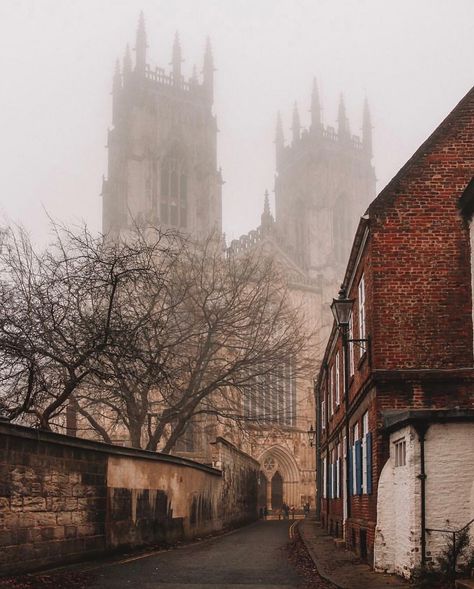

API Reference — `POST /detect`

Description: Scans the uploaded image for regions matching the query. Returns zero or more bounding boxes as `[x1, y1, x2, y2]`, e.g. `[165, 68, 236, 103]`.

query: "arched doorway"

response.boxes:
[258, 471, 267, 509]
[259, 446, 300, 511]
[271, 471, 283, 510]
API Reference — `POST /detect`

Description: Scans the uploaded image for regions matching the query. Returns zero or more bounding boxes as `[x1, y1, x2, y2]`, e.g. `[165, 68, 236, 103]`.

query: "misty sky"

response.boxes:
[0, 0, 473, 244]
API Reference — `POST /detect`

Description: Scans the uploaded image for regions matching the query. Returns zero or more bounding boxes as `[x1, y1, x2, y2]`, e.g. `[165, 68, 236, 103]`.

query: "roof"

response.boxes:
[368, 84, 474, 216]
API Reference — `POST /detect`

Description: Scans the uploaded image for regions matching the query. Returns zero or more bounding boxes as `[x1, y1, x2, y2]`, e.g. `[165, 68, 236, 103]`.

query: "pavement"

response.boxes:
[298, 519, 408, 589]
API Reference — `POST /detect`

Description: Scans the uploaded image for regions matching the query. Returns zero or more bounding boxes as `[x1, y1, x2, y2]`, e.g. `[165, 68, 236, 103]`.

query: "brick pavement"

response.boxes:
[299, 520, 407, 589]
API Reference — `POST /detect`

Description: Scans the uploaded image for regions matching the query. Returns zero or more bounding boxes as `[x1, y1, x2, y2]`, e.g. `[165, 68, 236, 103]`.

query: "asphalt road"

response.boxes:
[88, 520, 302, 589]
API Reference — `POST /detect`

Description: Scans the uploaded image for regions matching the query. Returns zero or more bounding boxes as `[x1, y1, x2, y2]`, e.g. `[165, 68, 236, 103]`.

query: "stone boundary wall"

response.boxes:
[0, 422, 258, 576]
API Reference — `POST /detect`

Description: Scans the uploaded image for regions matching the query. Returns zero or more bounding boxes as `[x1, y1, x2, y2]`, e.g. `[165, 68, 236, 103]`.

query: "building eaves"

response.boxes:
[382, 408, 474, 433]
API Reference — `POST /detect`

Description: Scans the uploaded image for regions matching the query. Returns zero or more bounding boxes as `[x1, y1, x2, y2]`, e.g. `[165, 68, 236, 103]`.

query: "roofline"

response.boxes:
[368, 85, 474, 215]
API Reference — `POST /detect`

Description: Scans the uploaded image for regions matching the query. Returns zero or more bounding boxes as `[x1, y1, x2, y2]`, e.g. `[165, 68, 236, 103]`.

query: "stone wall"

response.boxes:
[0, 422, 259, 576]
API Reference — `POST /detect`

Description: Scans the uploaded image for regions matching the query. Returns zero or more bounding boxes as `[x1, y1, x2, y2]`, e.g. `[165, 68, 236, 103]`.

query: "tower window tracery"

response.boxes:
[160, 159, 188, 228]
[244, 358, 296, 427]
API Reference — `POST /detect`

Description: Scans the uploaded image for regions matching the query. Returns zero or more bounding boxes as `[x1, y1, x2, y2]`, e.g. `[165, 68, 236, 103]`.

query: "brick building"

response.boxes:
[316, 85, 474, 577]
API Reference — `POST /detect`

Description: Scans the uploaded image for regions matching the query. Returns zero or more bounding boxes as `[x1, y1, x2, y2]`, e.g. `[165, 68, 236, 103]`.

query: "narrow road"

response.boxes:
[89, 520, 302, 589]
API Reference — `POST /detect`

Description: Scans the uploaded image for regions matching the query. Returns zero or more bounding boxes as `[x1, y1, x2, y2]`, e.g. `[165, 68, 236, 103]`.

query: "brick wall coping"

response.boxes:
[0, 420, 222, 477]
[382, 408, 474, 433]
[211, 436, 261, 467]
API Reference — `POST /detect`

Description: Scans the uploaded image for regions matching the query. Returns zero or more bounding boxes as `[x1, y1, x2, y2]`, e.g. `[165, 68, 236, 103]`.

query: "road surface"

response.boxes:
[89, 520, 302, 589]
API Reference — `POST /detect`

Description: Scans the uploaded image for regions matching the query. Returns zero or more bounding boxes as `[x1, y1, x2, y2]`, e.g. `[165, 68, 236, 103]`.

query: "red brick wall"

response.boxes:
[320, 87, 474, 565]
[368, 89, 474, 371]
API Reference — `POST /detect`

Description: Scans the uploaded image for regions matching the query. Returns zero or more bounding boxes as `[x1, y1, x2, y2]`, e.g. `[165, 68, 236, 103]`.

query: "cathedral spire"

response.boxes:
[113, 59, 121, 90]
[261, 189, 274, 231]
[123, 44, 132, 78]
[337, 93, 350, 140]
[172, 32, 183, 83]
[135, 11, 147, 74]
[275, 111, 284, 145]
[292, 102, 301, 143]
[112, 60, 121, 125]
[275, 111, 284, 168]
[203, 36, 214, 102]
[311, 77, 322, 129]
[362, 97, 373, 159]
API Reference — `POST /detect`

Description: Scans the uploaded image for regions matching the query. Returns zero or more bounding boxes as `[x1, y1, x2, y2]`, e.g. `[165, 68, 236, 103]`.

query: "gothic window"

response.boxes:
[174, 421, 202, 453]
[243, 358, 296, 427]
[160, 159, 188, 228]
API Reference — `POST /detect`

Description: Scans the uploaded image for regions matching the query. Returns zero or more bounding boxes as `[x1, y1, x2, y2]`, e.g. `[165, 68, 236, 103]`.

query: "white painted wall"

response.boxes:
[424, 423, 474, 562]
[374, 425, 420, 578]
[374, 422, 474, 578]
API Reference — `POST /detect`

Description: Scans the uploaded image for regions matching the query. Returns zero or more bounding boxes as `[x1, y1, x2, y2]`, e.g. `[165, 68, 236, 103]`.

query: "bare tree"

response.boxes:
[78, 234, 311, 452]
[0, 223, 311, 451]
[0, 222, 179, 430]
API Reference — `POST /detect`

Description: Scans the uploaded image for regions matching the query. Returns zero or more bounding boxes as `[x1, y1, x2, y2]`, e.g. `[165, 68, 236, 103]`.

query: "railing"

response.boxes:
[425, 518, 474, 582]
[144, 66, 191, 91]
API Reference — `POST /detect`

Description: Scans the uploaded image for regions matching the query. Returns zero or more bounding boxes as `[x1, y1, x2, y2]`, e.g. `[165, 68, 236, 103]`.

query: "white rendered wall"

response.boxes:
[374, 422, 474, 578]
[374, 425, 420, 578]
[424, 423, 474, 562]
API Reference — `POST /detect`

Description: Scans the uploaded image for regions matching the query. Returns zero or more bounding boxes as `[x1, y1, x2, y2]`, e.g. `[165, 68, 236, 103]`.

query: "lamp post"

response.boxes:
[307, 424, 316, 447]
[330, 287, 355, 537]
[307, 422, 318, 518]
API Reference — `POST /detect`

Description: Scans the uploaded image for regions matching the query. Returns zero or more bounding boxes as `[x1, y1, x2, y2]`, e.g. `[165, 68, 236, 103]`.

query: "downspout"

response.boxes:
[343, 328, 351, 529]
[315, 378, 322, 521]
[415, 422, 429, 569]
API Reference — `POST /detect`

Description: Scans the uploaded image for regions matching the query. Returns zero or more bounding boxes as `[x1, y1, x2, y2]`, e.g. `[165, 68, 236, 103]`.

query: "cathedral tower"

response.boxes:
[102, 14, 222, 238]
[274, 80, 376, 287]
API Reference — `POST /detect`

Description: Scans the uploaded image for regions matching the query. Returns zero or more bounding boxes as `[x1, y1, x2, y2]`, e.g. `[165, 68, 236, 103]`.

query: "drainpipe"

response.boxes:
[315, 378, 322, 521]
[415, 422, 429, 569]
[343, 328, 351, 530]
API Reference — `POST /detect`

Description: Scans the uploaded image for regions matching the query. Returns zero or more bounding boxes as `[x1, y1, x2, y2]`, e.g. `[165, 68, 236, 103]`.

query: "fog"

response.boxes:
[0, 0, 473, 244]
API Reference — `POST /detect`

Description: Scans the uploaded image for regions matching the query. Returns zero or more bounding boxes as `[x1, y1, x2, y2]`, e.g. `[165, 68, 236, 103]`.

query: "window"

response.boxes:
[160, 160, 188, 228]
[352, 422, 359, 443]
[394, 439, 406, 467]
[321, 399, 326, 430]
[335, 352, 340, 407]
[328, 365, 333, 416]
[337, 442, 342, 499]
[243, 357, 296, 427]
[332, 362, 336, 413]
[352, 422, 359, 493]
[322, 457, 327, 498]
[358, 275, 366, 354]
[362, 411, 369, 493]
[349, 315, 355, 376]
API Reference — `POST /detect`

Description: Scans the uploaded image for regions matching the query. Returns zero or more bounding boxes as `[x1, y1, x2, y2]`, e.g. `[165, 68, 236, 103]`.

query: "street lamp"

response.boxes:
[307, 424, 316, 447]
[330, 287, 354, 330]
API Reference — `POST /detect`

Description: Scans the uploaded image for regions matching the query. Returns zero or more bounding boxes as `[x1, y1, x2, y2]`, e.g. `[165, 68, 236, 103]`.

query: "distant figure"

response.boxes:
[263, 506, 268, 520]
[283, 503, 289, 519]
[303, 502, 310, 518]
[259, 507, 264, 519]
[290, 505, 295, 520]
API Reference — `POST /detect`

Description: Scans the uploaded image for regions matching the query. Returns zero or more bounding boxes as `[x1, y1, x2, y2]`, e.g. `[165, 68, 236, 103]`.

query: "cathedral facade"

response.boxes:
[102, 16, 376, 512]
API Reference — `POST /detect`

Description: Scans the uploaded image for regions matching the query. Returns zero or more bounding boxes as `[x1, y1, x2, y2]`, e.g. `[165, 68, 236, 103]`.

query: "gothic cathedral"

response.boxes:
[102, 15, 376, 512]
